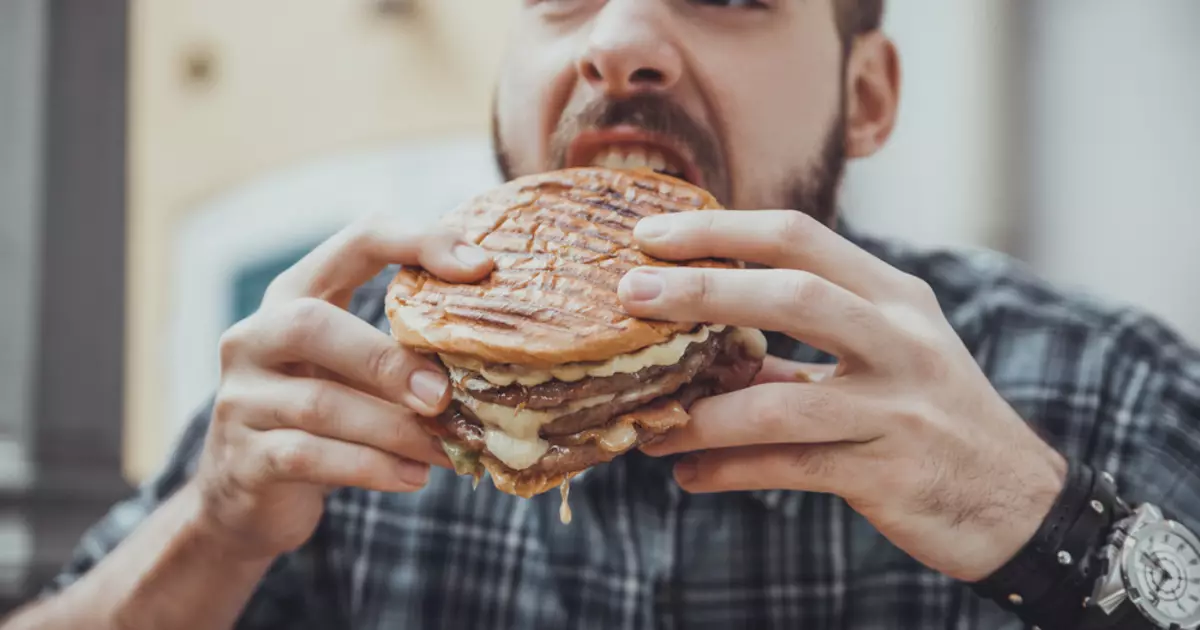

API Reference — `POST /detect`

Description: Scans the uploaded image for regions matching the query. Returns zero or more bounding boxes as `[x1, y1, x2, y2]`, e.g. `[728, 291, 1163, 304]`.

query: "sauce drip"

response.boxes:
[559, 479, 572, 525]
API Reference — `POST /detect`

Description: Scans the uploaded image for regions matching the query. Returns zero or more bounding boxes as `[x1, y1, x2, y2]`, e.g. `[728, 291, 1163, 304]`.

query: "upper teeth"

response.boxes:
[591, 148, 684, 177]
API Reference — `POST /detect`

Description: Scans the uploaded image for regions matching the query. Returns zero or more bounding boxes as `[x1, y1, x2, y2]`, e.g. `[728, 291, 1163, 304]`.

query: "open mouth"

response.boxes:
[564, 126, 706, 189]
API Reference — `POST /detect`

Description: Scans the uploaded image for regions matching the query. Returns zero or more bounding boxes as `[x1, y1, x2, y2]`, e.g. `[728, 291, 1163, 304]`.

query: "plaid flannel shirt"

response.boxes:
[42, 223, 1200, 629]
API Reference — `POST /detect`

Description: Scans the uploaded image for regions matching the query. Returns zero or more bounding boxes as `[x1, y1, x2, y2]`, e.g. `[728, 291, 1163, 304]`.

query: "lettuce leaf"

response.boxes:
[441, 439, 483, 489]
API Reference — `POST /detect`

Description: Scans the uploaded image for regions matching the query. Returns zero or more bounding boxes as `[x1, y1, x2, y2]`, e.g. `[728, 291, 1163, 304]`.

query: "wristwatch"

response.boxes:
[1085, 503, 1200, 629]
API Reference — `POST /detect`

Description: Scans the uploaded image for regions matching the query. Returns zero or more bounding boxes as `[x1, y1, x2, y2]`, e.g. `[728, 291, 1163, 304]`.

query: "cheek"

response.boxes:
[496, 37, 580, 177]
[495, 63, 546, 176]
[705, 48, 844, 209]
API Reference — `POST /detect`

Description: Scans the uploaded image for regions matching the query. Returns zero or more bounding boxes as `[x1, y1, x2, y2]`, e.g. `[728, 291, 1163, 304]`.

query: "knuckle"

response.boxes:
[748, 391, 794, 438]
[294, 383, 333, 429]
[890, 400, 932, 435]
[900, 272, 938, 306]
[279, 298, 331, 349]
[349, 211, 388, 237]
[678, 268, 714, 306]
[691, 209, 719, 239]
[785, 271, 825, 311]
[776, 212, 817, 256]
[263, 434, 314, 480]
[366, 343, 412, 386]
[211, 385, 246, 428]
[419, 225, 459, 249]
[339, 213, 389, 255]
[217, 321, 252, 371]
[376, 421, 410, 456]
[695, 455, 740, 490]
[261, 270, 297, 305]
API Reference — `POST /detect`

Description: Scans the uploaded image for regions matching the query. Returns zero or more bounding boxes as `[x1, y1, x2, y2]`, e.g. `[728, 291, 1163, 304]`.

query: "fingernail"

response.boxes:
[621, 270, 664, 302]
[453, 244, 491, 267]
[397, 461, 431, 487]
[635, 216, 670, 241]
[674, 455, 699, 485]
[409, 370, 449, 408]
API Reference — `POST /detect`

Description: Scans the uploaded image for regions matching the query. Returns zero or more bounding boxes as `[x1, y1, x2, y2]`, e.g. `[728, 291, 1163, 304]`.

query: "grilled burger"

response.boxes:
[385, 167, 767, 500]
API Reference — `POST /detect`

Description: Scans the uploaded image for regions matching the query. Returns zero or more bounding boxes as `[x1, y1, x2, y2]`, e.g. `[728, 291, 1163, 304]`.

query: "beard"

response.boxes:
[491, 91, 848, 227]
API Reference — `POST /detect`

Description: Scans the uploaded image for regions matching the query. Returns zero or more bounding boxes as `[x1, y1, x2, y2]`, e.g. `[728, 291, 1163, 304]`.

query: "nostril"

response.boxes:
[630, 67, 665, 85]
[581, 61, 603, 83]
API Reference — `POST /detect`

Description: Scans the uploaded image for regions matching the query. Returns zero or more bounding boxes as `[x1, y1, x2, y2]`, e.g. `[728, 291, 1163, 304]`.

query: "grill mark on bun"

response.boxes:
[388, 168, 765, 499]
[387, 169, 738, 365]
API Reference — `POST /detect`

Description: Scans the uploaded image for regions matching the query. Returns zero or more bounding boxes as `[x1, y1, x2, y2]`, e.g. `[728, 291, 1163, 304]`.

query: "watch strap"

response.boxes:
[1029, 473, 1125, 628]
[973, 460, 1094, 609]
[973, 459, 1128, 628]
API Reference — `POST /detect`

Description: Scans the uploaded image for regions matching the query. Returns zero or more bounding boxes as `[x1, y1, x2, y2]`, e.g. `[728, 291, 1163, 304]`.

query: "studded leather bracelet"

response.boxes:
[972, 458, 1129, 628]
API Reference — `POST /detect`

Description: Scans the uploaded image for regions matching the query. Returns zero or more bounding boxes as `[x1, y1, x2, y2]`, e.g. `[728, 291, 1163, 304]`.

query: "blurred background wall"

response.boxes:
[1, 0, 1198, 613]
[126, 0, 519, 485]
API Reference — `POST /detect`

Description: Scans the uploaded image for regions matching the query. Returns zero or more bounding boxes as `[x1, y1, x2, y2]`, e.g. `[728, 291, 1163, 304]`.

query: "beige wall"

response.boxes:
[126, 0, 519, 481]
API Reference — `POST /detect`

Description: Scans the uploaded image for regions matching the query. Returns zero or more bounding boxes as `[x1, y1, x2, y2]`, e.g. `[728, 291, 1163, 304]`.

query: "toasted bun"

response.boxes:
[386, 167, 738, 367]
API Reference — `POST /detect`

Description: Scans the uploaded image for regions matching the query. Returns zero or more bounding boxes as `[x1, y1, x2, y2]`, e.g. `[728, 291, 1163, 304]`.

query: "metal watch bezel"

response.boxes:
[1118, 516, 1200, 629]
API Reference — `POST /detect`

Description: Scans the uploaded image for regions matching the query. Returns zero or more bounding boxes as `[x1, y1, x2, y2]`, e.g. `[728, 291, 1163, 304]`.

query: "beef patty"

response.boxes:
[434, 331, 762, 479]
[452, 329, 728, 438]
[448, 328, 726, 410]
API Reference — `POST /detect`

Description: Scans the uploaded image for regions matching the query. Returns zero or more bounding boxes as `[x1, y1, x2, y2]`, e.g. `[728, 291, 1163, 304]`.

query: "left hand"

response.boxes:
[618, 210, 1068, 582]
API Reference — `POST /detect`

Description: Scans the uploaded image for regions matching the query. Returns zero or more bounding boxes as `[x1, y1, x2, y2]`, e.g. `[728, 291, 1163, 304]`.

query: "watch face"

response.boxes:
[1122, 520, 1200, 628]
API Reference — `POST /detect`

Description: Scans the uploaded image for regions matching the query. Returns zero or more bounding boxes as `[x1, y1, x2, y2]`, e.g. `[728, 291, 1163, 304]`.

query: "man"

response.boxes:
[6, 1, 1200, 628]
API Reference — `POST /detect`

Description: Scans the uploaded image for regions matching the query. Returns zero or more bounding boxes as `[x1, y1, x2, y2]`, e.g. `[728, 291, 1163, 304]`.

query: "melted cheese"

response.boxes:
[483, 428, 550, 471]
[456, 381, 666, 471]
[597, 422, 639, 452]
[442, 325, 726, 387]
[559, 479, 572, 525]
[453, 390, 619, 439]
[455, 326, 767, 473]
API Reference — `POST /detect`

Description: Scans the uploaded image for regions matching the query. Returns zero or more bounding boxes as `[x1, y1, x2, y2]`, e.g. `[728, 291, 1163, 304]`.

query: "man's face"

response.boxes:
[491, 0, 859, 223]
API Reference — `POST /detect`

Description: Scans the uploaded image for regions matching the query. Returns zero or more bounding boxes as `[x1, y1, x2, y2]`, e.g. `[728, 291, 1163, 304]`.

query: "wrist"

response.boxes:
[965, 443, 1070, 582]
[971, 458, 1125, 629]
[184, 481, 282, 566]
[999, 446, 1071, 570]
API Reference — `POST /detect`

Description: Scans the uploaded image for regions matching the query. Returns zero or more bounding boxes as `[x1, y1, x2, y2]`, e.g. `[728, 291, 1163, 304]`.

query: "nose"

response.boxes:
[577, 4, 683, 98]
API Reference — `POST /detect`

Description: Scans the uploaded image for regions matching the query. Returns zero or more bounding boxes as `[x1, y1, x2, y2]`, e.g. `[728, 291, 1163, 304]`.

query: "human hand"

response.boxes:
[194, 214, 493, 560]
[619, 210, 1067, 582]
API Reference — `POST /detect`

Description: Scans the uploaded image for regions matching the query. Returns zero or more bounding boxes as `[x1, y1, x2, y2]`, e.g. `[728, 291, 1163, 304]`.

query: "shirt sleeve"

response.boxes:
[38, 401, 315, 629]
[38, 265, 401, 627]
[41, 400, 210, 596]
[1100, 312, 1200, 531]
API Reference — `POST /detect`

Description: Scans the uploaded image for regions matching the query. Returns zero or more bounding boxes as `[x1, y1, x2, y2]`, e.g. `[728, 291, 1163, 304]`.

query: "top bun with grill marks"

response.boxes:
[386, 167, 740, 367]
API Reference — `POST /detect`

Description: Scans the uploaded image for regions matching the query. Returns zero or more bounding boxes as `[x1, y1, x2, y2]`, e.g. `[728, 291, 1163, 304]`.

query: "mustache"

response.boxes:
[548, 94, 724, 185]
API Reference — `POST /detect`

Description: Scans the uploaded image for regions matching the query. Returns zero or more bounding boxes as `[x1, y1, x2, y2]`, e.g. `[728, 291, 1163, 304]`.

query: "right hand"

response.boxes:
[192, 214, 493, 560]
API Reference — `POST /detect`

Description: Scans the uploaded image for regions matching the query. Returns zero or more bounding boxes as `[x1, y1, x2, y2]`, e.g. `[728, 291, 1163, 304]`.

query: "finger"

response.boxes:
[633, 210, 910, 302]
[673, 443, 864, 495]
[229, 375, 452, 468]
[245, 428, 432, 493]
[633, 210, 906, 301]
[641, 382, 877, 456]
[752, 357, 839, 386]
[263, 214, 493, 307]
[619, 266, 891, 364]
[222, 300, 449, 415]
